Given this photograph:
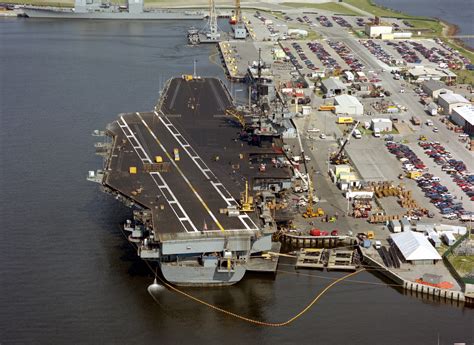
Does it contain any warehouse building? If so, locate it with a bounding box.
[390,231,442,265]
[365,24,392,38]
[438,93,471,114]
[371,118,392,132]
[334,94,363,115]
[407,66,457,83]
[421,80,452,100]
[450,105,474,135]
[321,78,347,97]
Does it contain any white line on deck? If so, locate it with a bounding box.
[136,113,226,233]
[153,110,259,231]
[118,116,198,233]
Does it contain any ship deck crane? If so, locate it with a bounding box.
[331,120,360,165]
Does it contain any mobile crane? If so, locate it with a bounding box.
[294,128,324,218]
[330,120,360,165]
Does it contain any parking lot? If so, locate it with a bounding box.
[360,38,468,68]
[280,40,349,74]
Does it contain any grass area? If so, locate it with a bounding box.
[342,0,415,18]
[281,2,360,16]
[455,69,474,86]
[408,19,443,37]
[448,255,474,277]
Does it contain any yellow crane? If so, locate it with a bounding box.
[240,180,254,212]
[225,107,246,128]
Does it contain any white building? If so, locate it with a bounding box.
[334,94,363,115]
[287,29,308,37]
[390,231,442,265]
[371,118,392,132]
[450,105,474,135]
[365,24,392,38]
[234,23,247,39]
[408,66,457,83]
[321,78,347,97]
[422,80,452,100]
[438,93,471,114]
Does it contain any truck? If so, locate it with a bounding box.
[389,219,401,233]
[442,232,456,246]
[400,218,411,232]
[337,116,354,124]
[411,116,421,125]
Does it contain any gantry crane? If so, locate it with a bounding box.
[229,0,241,24]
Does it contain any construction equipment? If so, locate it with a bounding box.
[182,74,194,81]
[240,180,254,212]
[331,120,360,165]
[229,0,241,24]
[294,128,324,218]
[173,148,180,161]
[318,104,335,111]
[225,107,246,128]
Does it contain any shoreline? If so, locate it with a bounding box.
[365,0,473,53]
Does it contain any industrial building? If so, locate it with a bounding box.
[421,80,452,100]
[390,231,442,265]
[371,118,392,132]
[233,23,247,39]
[450,105,474,135]
[438,93,471,114]
[365,24,392,38]
[334,94,363,115]
[407,66,457,83]
[321,78,347,97]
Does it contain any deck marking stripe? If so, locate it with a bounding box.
[153,110,259,231]
[137,113,225,233]
[118,116,197,233]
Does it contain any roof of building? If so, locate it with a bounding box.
[439,93,470,104]
[409,66,456,78]
[334,94,362,107]
[452,105,474,126]
[390,231,442,261]
[371,118,392,123]
[422,80,449,92]
[322,77,346,90]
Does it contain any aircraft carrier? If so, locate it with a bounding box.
[91,76,285,286]
[22,0,205,20]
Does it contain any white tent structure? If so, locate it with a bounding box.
[390,231,442,265]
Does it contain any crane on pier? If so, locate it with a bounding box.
[229,0,241,24]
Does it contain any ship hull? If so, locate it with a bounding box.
[23,8,205,20]
[160,263,246,287]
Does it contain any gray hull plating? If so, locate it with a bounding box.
[160,263,246,287]
[23,8,205,20]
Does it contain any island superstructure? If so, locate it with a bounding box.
[22,0,205,19]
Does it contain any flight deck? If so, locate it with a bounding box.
[103,77,261,239]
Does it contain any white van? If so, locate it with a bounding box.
[373,128,381,137]
[353,129,362,139]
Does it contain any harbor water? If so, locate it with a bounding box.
[0,18,472,344]
[373,0,474,49]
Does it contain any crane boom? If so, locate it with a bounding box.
[333,120,360,161]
